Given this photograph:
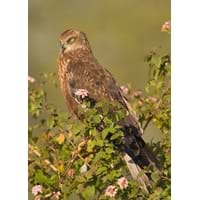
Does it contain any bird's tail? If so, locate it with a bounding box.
[123,141,160,193]
[123,153,150,193]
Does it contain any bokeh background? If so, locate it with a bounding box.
[29,0,170,141]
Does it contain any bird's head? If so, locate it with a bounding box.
[59,29,91,54]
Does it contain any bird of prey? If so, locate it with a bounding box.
[57,29,159,191]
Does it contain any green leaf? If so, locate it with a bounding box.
[87,140,95,152]
[34,169,48,184]
[110,130,123,140]
[103,117,112,125]
[101,127,116,139]
[105,147,114,154]
[151,171,160,182]
[71,123,85,135]
[93,115,101,124]
[81,185,95,200]
[93,151,108,163]
[101,128,109,139]
[47,116,54,129]
[96,166,107,175]
[34,169,58,187]
[90,128,98,137]
[95,139,104,147]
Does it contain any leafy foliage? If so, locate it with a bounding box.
[29,51,170,200]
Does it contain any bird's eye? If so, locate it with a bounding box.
[67,37,76,44]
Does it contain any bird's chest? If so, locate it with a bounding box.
[58,57,70,89]
[58,56,81,114]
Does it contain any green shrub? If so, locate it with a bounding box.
[29,51,170,200]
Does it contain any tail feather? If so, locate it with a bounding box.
[123,153,150,193]
[121,132,161,195]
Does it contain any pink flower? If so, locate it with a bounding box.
[148,96,157,103]
[137,100,143,106]
[161,21,171,33]
[117,177,129,189]
[74,89,89,98]
[67,168,75,177]
[28,75,36,83]
[132,90,142,97]
[120,85,129,95]
[52,191,61,199]
[32,185,42,196]
[105,185,118,198]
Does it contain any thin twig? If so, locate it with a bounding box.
[143,87,170,131]
[28,144,58,172]
[143,116,153,131]
[63,138,91,177]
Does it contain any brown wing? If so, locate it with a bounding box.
[69,60,125,105]
[62,55,142,135]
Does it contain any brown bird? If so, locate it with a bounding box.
[57,29,159,191]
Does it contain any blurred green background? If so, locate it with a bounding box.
[29,0,170,141]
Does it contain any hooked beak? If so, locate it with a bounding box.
[60,43,65,54]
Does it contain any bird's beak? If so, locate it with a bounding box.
[60,44,65,54]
